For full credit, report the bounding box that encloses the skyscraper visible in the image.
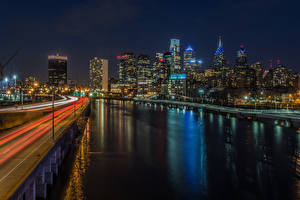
[183,46,196,74]
[169,39,181,73]
[137,55,151,96]
[89,57,108,91]
[213,36,225,67]
[153,53,164,82]
[236,45,247,66]
[118,53,136,88]
[48,54,67,87]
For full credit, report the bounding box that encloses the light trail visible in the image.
[0,96,78,112]
[0,97,88,166]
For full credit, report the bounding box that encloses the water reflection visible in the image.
[63,119,90,200]
[57,100,300,200]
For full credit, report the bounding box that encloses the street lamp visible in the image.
[4,77,8,89]
[13,75,17,101]
[52,86,55,143]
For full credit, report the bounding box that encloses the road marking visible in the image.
[0,138,50,183]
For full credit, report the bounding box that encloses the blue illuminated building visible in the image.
[170,73,187,80]
[168,73,187,96]
[236,45,247,66]
[213,36,226,67]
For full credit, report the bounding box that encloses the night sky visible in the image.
[1,0,299,84]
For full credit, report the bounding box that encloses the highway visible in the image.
[0,96,78,112]
[0,97,88,200]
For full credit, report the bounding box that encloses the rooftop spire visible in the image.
[218,35,222,47]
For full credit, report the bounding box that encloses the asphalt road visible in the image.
[0,97,88,200]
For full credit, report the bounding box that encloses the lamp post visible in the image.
[4,77,8,90]
[13,75,17,101]
[13,75,16,87]
[52,86,55,143]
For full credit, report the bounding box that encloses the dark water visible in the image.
[56,99,300,200]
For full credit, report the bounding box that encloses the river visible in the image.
[52,99,300,200]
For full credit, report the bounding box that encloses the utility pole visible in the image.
[52,86,55,143]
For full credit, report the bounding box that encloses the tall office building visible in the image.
[236,45,247,66]
[89,57,108,91]
[213,36,225,67]
[118,53,136,88]
[137,55,151,95]
[183,46,196,74]
[48,54,67,87]
[153,53,164,82]
[169,39,181,73]
[250,62,264,88]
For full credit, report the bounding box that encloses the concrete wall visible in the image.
[7,105,90,200]
[0,105,66,130]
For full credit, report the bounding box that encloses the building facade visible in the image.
[118,53,136,89]
[169,39,181,73]
[213,36,226,67]
[236,45,247,66]
[48,54,67,88]
[183,46,196,74]
[137,54,151,96]
[89,57,108,91]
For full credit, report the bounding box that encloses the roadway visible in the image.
[0,97,88,200]
[0,96,78,112]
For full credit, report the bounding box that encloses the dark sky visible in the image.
[1,0,299,84]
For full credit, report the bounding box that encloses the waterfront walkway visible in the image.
[134,99,300,124]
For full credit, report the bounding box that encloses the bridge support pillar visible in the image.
[45,160,53,185]
[36,168,47,199]
[51,151,58,175]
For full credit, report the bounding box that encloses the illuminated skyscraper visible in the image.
[153,53,164,82]
[117,53,136,88]
[169,39,181,73]
[236,45,247,66]
[89,57,108,91]
[183,46,196,74]
[48,54,67,87]
[213,36,225,67]
[137,55,151,95]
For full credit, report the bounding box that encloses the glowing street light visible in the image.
[13,75,17,87]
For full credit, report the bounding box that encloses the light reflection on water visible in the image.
[62,119,90,200]
[57,100,300,200]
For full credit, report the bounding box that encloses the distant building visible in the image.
[250,62,264,88]
[118,53,136,89]
[89,57,108,91]
[272,65,294,88]
[48,54,67,88]
[213,36,226,67]
[183,46,196,74]
[236,45,247,66]
[137,54,151,96]
[153,53,164,83]
[168,73,187,97]
[169,39,181,73]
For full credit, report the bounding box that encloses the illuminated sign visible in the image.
[169,73,187,80]
[48,54,68,61]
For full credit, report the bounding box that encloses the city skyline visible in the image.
[0,0,299,83]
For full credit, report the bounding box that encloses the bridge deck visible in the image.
[0,98,88,200]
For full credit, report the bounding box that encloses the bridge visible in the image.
[0,97,89,200]
[134,99,300,127]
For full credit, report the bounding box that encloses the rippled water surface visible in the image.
[55,99,300,200]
